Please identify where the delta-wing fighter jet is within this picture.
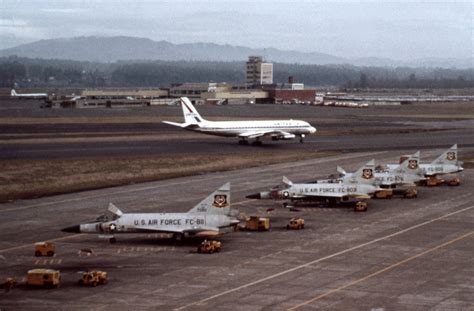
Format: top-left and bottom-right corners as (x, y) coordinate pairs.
(62, 183), (239, 242)
(246, 160), (381, 212)
(338, 151), (425, 198)
(162, 97), (316, 144)
(387, 145), (464, 186)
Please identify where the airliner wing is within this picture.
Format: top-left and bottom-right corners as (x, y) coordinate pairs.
(162, 121), (199, 129)
(238, 131), (270, 139)
(238, 130), (295, 140)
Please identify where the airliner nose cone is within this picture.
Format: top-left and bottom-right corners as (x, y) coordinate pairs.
(61, 225), (80, 233)
(310, 127), (317, 134)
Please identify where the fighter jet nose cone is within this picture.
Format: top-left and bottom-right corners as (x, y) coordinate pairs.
(61, 225), (80, 233)
(246, 193), (261, 199)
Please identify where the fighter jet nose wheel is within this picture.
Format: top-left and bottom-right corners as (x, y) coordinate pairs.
(173, 233), (183, 242)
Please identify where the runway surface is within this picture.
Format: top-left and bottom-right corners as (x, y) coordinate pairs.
(1, 148), (472, 310)
(1, 100), (474, 160)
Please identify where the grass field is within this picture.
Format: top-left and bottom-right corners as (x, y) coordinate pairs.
(0, 151), (336, 202)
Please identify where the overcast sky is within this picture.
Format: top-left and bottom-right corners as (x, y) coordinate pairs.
(1, 0), (472, 60)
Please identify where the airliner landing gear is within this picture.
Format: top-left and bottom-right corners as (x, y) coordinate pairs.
(238, 139), (249, 145)
(252, 139), (263, 146)
(299, 134), (305, 143)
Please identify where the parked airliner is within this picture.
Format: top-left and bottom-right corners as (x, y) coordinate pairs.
(11, 89), (48, 99)
(163, 97), (316, 144)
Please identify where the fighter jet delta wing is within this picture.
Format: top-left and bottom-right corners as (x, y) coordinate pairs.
(62, 183), (240, 242)
(162, 97), (316, 144)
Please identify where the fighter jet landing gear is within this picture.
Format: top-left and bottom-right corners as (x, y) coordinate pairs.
(282, 202), (292, 209)
(354, 201), (368, 212)
(403, 188), (418, 198)
(299, 134), (305, 143)
(173, 233), (184, 242)
(448, 178), (460, 186)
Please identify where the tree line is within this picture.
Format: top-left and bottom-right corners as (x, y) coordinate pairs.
(1, 56), (472, 89)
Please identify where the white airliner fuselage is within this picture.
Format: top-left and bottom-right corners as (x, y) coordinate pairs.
(190, 120), (314, 137)
(10, 89), (48, 99)
(163, 97), (316, 144)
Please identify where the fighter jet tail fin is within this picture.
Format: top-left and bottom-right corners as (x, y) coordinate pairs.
(282, 176), (293, 186)
(398, 151), (422, 174)
(107, 203), (123, 218)
(337, 166), (347, 176)
(188, 182), (231, 215)
(354, 160), (376, 184)
(431, 144), (459, 165)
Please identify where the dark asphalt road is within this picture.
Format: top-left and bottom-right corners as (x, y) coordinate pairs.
(1, 99), (473, 160)
(1, 129), (473, 160)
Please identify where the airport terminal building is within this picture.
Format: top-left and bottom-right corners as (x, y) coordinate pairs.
(46, 56), (317, 108)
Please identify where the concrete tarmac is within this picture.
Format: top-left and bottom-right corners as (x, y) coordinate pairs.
(0, 148), (472, 310)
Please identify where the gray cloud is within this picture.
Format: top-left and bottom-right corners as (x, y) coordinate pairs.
(0, 0), (472, 60)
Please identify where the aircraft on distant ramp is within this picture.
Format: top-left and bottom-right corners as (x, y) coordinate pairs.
(162, 97), (316, 144)
(10, 89), (48, 99)
(62, 183), (240, 242)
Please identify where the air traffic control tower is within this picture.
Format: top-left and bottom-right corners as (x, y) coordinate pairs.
(246, 56), (273, 86)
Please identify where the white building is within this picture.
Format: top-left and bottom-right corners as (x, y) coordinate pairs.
(246, 56), (273, 86)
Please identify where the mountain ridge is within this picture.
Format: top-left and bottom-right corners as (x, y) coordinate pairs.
(0, 36), (470, 68)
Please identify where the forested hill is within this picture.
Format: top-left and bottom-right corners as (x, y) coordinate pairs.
(0, 36), (343, 65)
(0, 36), (471, 69)
(1, 56), (473, 89)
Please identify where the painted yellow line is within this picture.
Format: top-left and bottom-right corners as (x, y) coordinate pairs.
(173, 205), (474, 310)
(288, 230), (474, 310)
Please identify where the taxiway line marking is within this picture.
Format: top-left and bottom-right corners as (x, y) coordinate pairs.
(288, 230), (474, 310)
(0, 152), (383, 214)
(174, 204), (474, 310)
